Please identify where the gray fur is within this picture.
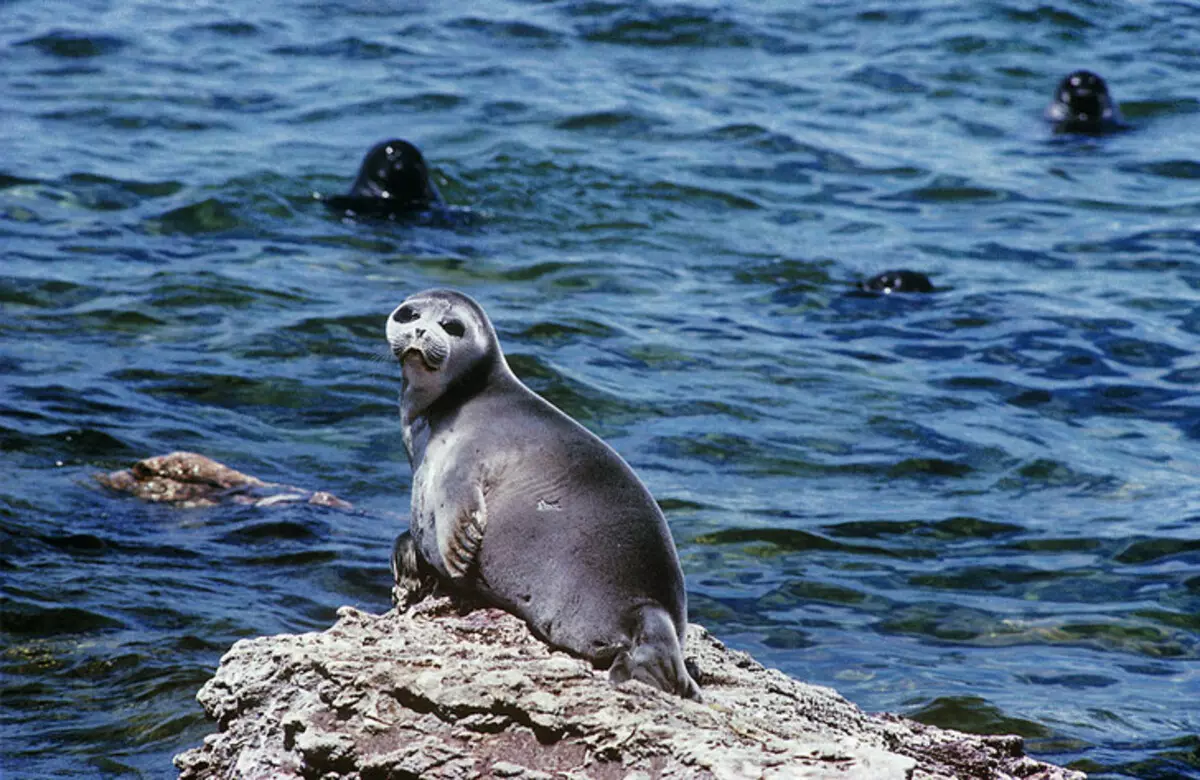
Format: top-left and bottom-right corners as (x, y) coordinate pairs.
(386, 289), (700, 699)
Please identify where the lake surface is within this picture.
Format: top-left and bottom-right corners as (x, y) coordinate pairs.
(2, 1), (1198, 777)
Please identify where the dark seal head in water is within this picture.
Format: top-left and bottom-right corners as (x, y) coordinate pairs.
(1045, 71), (1124, 134)
(856, 270), (934, 295)
(325, 139), (444, 217)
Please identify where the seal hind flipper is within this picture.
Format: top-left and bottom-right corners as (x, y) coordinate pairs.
(391, 532), (439, 610)
(609, 605), (702, 701)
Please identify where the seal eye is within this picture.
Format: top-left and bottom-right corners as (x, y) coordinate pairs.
(442, 319), (465, 338)
(393, 306), (418, 324)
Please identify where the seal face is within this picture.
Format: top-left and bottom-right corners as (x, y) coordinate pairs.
(326, 139), (445, 217)
(1044, 70), (1124, 134)
(386, 289), (700, 699)
(856, 269), (934, 295)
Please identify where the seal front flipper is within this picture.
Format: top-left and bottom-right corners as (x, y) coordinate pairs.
(391, 531), (439, 610)
(609, 604), (702, 701)
(439, 484), (487, 580)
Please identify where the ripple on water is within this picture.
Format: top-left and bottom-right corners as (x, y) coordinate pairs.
(17, 31), (129, 59)
(3, 1), (1199, 777)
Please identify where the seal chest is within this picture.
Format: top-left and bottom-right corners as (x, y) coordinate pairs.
(386, 288), (700, 699)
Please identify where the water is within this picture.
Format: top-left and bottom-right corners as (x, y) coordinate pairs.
(2, 1), (1198, 777)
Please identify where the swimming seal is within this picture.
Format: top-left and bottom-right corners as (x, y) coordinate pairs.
(325, 139), (444, 217)
(386, 288), (700, 700)
(856, 269), (934, 295)
(1045, 70), (1124, 134)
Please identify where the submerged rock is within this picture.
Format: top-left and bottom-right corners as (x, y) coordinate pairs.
(173, 597), (1085, 780)
(96, 451), (351, 510)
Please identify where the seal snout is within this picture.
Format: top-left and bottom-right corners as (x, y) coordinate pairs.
(401, 345), (440, 372)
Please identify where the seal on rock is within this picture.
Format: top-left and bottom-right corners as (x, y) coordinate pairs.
(385, 288), (700, 700)
(1044, 70), (1124, 134)
(325, 139), (444, 218)
(856, 269), (934, 295)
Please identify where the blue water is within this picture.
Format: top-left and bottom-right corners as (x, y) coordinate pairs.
(2, 2), (1198, 778)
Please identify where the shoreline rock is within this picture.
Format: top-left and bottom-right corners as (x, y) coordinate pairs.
(97, 454), (1083, 778)
(173, 598), (1085, 780)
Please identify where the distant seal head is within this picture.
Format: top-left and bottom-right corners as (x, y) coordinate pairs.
(1045, 70), (1124, 134)
(386, 288), (700, 700)
(856, 269), (934, 295)
(325, 139), (444, 217)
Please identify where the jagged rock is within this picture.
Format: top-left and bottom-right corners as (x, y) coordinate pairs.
(96, 451), (351, 510)
(99, 455), (1081, 779)
(174, 598), (1085, 780)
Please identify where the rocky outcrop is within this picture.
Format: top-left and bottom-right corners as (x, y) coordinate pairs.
(99, 454), (1081, 778)
(174, 598), (1084, 780)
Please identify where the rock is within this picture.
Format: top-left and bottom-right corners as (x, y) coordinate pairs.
(98, 455), (1081, 778)
(174, 598), (1085, 780)
(96, 451), (352, 510)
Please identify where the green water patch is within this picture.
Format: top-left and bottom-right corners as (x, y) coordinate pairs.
(145, 271), (307, 311)
(822, 516), (1025, 544)
(269, 37), (410, 60)
(883, 457), (973, 479)
(577, 8), (784, 50)
(516, 317), (620, 344)
(145, 199), (243, 235)
(1120, 98), (1200, 120)
(1004, 537), (1106, 554)
(59, 174), (183, 212)
(1119, 160), (1200, 180)
(694, 526), (933, 560)
(1114, 536), (1200, 565)
(928, 516), (1025, 538)
(1019, 672), (1117, 689)
(755, 579), (874, 610)
(732, 256), (836, 291)
(908, 565), (1068, 593)
(879, 603), (1198, 658)
(556, 110), (665, 135)
(908, 695), (1053, 738)
(884, 175), (1018, 204)
(761, 627), (817, 649)
(18, 31), (128, 58)
(993, 457), (1119, 494)
(446, 17), (567, 48)
(1130, 609), (1200, 633)
(822, 519), (928, 538)
(652, 433), (820, 477)
(108, 369), (348, 426)
(61, 308), (167, 334)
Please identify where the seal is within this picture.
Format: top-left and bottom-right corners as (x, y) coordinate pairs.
(1044, 70), (1124, 134)
(856, 269), (934, 295)
(385, 288), (700, 699)
(325, 139), (444, 217)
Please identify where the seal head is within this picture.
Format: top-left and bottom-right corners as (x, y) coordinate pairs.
(326, 139), (445, 217)
(856, 269), (934, 295)
(1044, 71), (1124, 134)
